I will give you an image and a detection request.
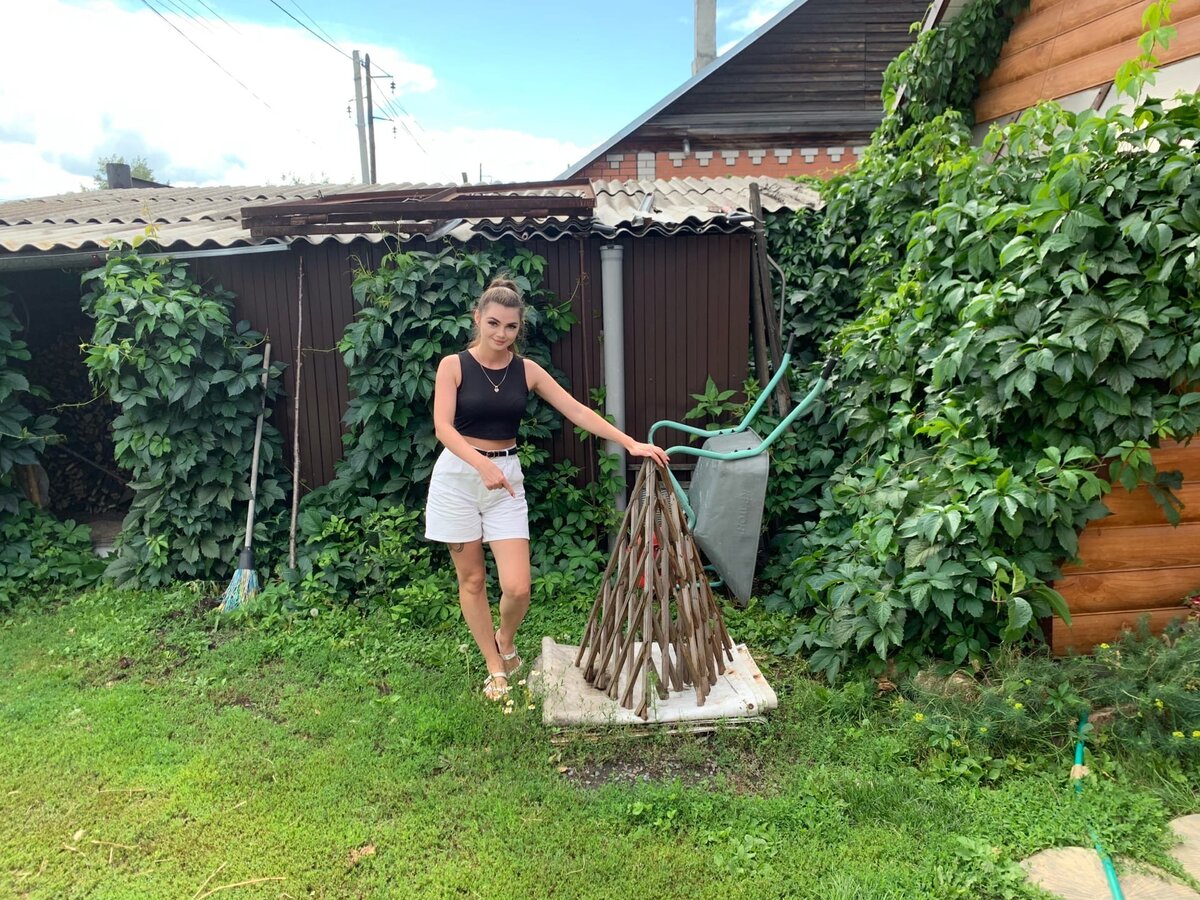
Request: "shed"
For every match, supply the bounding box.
[0,177,819,526]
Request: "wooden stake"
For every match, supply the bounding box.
[288,258,305,570]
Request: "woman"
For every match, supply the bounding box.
[427,276,669,700]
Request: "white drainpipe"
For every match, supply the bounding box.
[600,244,627,510]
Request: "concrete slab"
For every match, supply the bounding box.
[1022,847,1199,899]
[1171,815,1200,882]
[529,637,777,727]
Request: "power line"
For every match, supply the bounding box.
[265,0,352,60]
[141,0,277,111]
[285,0,339,47]
[193,0,239,32]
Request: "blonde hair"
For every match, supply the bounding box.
[470,276,525,349]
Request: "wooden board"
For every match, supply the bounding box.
[983,1,1150,88]
[1149,442,1200,481]
[976,13,1200,121]
[1056,566,1200,613]
[1100,481,1200,527]
[1051,606,1190,656]
[1061,522,1200,574]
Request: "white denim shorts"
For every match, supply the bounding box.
[424,448,529,543]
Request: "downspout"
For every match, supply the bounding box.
[600,244,627,511]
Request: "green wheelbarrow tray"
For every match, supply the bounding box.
[647,343,836,604]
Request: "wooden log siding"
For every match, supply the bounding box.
[644,0,927,146]
[975,0,1200,123]
[184,233,751,495]
[1051,440,1200,655]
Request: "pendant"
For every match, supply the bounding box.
[493,386,500,393]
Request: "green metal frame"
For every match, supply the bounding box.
[648,350,835,529]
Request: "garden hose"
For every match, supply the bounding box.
[1073,712,1125,900]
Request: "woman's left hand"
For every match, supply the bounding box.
[627,440,670,468]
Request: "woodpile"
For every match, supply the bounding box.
[25,333,131,516]
[575,460,735,719]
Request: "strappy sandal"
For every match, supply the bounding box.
[482,672,510,701]
[495,631,523,677]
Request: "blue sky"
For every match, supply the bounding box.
[0,0,792,198]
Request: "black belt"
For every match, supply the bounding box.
[472,446,518,458]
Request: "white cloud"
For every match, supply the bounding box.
[0,0,587,199]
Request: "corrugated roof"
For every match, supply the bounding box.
[0,177,820,254]
[461,177,821,241]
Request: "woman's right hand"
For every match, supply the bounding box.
[477,459,515,497]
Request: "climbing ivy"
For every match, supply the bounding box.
[765,0,1200,679]
[0,288,102,610]
[290,245,618,607]
[0,286,54,515]
[81,248,286,588]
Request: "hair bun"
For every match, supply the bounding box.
[487,276,520,294]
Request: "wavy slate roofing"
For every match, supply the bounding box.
[0,177,820,255]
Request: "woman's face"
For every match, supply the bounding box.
[476,302,521,352]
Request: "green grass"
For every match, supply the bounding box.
[1,585,1196,899]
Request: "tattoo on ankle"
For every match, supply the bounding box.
[449,542,464,553]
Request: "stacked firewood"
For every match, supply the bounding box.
[25,333,131,516]
[575,460,735,719]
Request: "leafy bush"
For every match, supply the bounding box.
[0,501,104,611]
[0,286,55,516]
[81,247,287,587]
[763,1,1200,679]
[897,617,1200,774]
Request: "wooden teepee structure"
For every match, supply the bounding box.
[575,460,735,719]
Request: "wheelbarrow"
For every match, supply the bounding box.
[647,339,836,604]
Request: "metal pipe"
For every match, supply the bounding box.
[600,243,627,511]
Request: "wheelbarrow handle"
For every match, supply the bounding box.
[821,356,836,380]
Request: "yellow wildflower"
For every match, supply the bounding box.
[913,713,925,723]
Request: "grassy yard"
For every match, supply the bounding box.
[1,585,1196,899]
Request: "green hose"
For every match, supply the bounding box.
[1073,713,1125,900]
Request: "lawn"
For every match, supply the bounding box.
[1,585,1196,899]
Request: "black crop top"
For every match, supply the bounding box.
[452,351,528,441]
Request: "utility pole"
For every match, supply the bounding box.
[365,53,377,185]
[352,50,369,184]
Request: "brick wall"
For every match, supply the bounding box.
[579,144,864,181]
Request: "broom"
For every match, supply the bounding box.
[220,341,272,612]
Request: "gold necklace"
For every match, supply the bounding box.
[477,354,510,393]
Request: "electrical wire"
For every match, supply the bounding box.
[141,0,328,150]
[284,0,339,47]
[265,0,351,60]
[140,0,277,112]
[193,0,239,32]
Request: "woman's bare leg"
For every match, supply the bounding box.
[489,538,531,672]
[448,541,506,688]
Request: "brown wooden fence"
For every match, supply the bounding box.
[1051,440,1200,654]
[185,233,751,494]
